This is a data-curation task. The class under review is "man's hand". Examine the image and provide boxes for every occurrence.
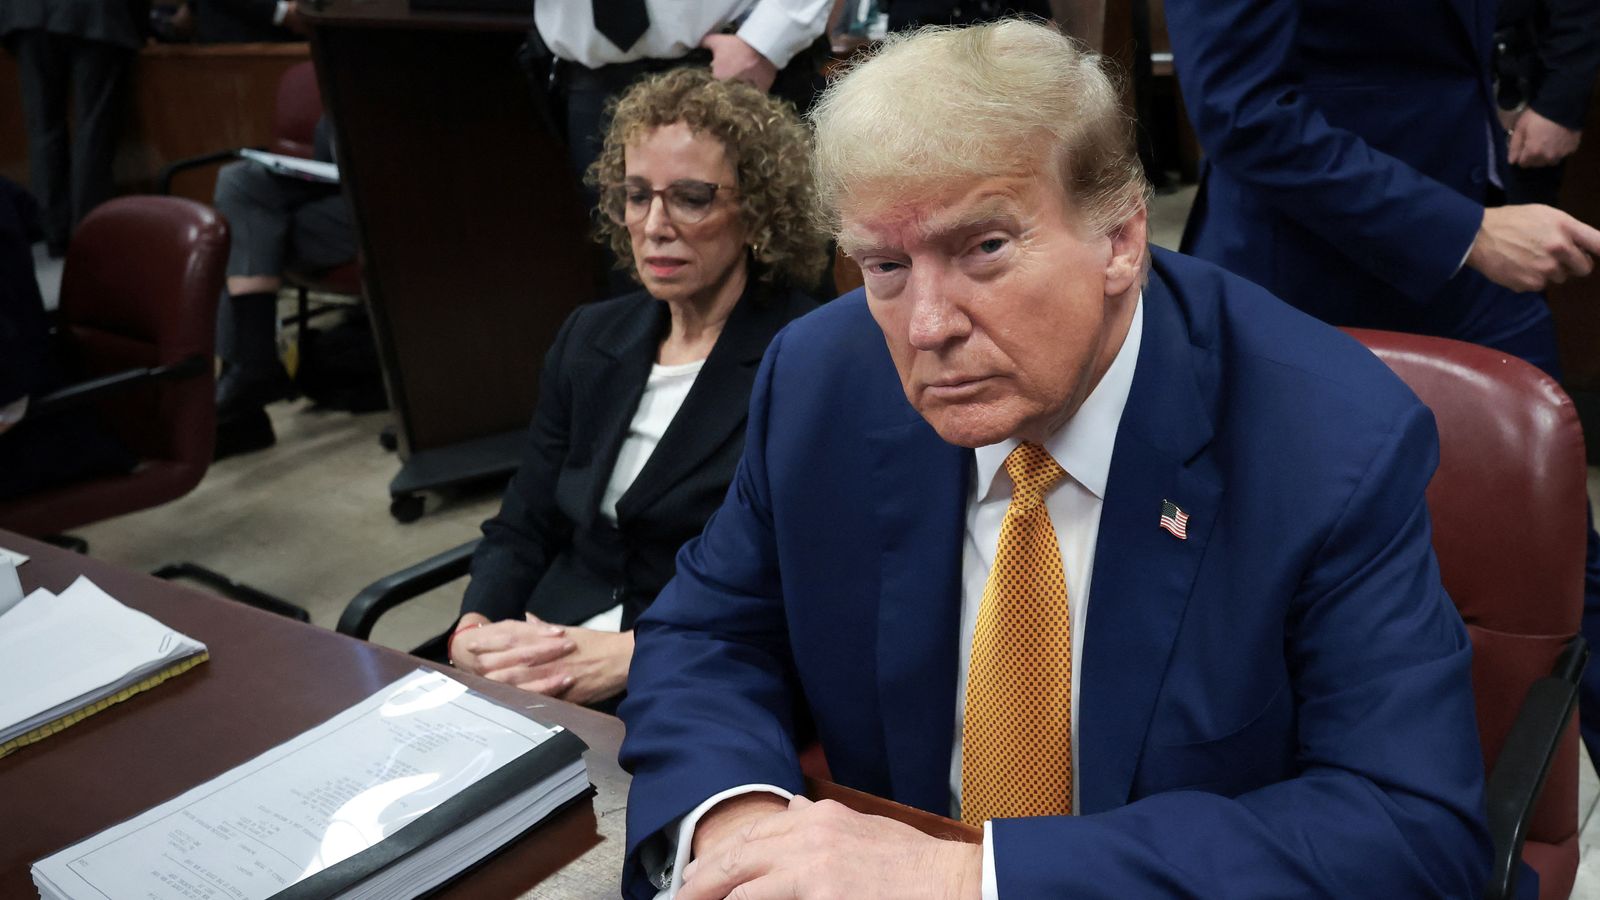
[1508,109,1582,168]
[679,795,983,900]
[1466,204,1600,292]
[701,33,779,92]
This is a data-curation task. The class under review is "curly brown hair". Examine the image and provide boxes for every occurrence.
[586,67,828,289]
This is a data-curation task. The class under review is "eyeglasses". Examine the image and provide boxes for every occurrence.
[604,180,736,226]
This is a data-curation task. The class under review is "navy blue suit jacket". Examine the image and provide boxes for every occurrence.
[619,248,1491,896]
[1169,0,1550,353]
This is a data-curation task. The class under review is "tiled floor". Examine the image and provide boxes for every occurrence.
[30,183,1600,895]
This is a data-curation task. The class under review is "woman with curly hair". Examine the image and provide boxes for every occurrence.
[449,67,826,709]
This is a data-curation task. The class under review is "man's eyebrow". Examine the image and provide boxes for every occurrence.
[840,202,1023,257]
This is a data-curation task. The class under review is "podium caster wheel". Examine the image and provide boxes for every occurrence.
[390,494,424,523]
[378,426,398,452]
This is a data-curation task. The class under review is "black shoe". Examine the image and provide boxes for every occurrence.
[216,361,295,416]
[214,406,276,460]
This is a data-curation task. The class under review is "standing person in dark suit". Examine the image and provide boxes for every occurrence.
[1495,0,1600,205]
[0,0,146,257]
[615,22,1488,898]
[447,68,825,710]
[191,0,304,42]
[1166,0,1600,768]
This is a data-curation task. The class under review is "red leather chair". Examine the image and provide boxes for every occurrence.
[0,197,227,535]
[1350,328,1586,900]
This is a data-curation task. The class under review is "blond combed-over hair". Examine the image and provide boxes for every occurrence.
[587,67,829,289]
[810,19,1150,239]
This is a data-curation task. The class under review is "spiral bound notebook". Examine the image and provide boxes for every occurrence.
[0,576,208,759]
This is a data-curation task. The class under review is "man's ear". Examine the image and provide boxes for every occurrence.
[1104,207,1149,297]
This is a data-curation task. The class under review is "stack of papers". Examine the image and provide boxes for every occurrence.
[33,669,591,900]
[239,148,340,184]
[0,576,208,758]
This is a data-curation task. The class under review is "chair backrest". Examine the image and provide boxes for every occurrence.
[59,196,229,481]
[1349,328,1585,897]
[271,61,324,159]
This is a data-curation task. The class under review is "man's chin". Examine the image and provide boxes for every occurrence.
[918,406,1019,449]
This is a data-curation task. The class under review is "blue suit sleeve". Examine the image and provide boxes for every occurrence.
[1166,0,1486,301]
[617,325,807,900]
[990,401,1491,896]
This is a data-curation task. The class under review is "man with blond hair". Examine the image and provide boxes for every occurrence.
[619,20,1490,898]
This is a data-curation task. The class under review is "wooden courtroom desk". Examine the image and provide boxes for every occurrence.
[299,0,596,522]
[0,532,975,898]
[0,530,627,898]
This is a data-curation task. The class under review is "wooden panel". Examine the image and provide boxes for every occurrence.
[307,6,594,453]
[0,43,309,204]
[127,43,311,203]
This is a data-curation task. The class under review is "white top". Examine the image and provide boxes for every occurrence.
[601,358,705,524]
[659,296,1145,899]
[534,0,831,70]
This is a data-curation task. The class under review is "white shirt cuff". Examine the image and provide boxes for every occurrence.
[982,820,998,900]
[652,783,796,899]
[735,0,830,70]
[273,0,290,25]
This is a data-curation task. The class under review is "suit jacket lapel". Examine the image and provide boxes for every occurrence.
[616,283,790,519]
[1078,268,1224,814]
[577,294,664,525]
[869,408,970,815]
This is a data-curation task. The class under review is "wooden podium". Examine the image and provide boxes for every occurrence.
[300,0,594,521]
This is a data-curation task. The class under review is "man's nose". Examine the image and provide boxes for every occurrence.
[906,268,971,350]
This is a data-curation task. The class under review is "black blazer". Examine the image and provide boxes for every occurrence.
[1497,0,1600,129]
[462,280,817,631]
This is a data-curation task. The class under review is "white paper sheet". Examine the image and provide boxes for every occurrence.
[0,559,22,616]
[239,148,340,184]
[33,670,563,900]
[0,577,206,737]
[0,545,29,566]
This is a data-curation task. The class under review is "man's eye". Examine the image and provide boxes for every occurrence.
[867,261,904,275]
[977,238,1006,254]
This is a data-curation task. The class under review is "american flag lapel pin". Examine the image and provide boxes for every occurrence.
[1159,499,1190,540]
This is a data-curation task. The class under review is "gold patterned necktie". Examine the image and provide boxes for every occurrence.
[960,441,1073,824]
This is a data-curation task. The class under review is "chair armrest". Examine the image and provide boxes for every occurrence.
[28,355,209,417]
[337,538,480,640]
[1484,636,1588,900]
[156,148,252,194]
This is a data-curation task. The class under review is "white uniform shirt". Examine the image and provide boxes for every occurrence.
[534,0,831,70]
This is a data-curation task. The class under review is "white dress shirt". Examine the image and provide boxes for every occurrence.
[534,0,831,70]
[660,297,1144,899]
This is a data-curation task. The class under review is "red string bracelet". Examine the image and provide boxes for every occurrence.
[447,621,486,667]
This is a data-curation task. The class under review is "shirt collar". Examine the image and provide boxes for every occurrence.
[973,293,1143,502]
